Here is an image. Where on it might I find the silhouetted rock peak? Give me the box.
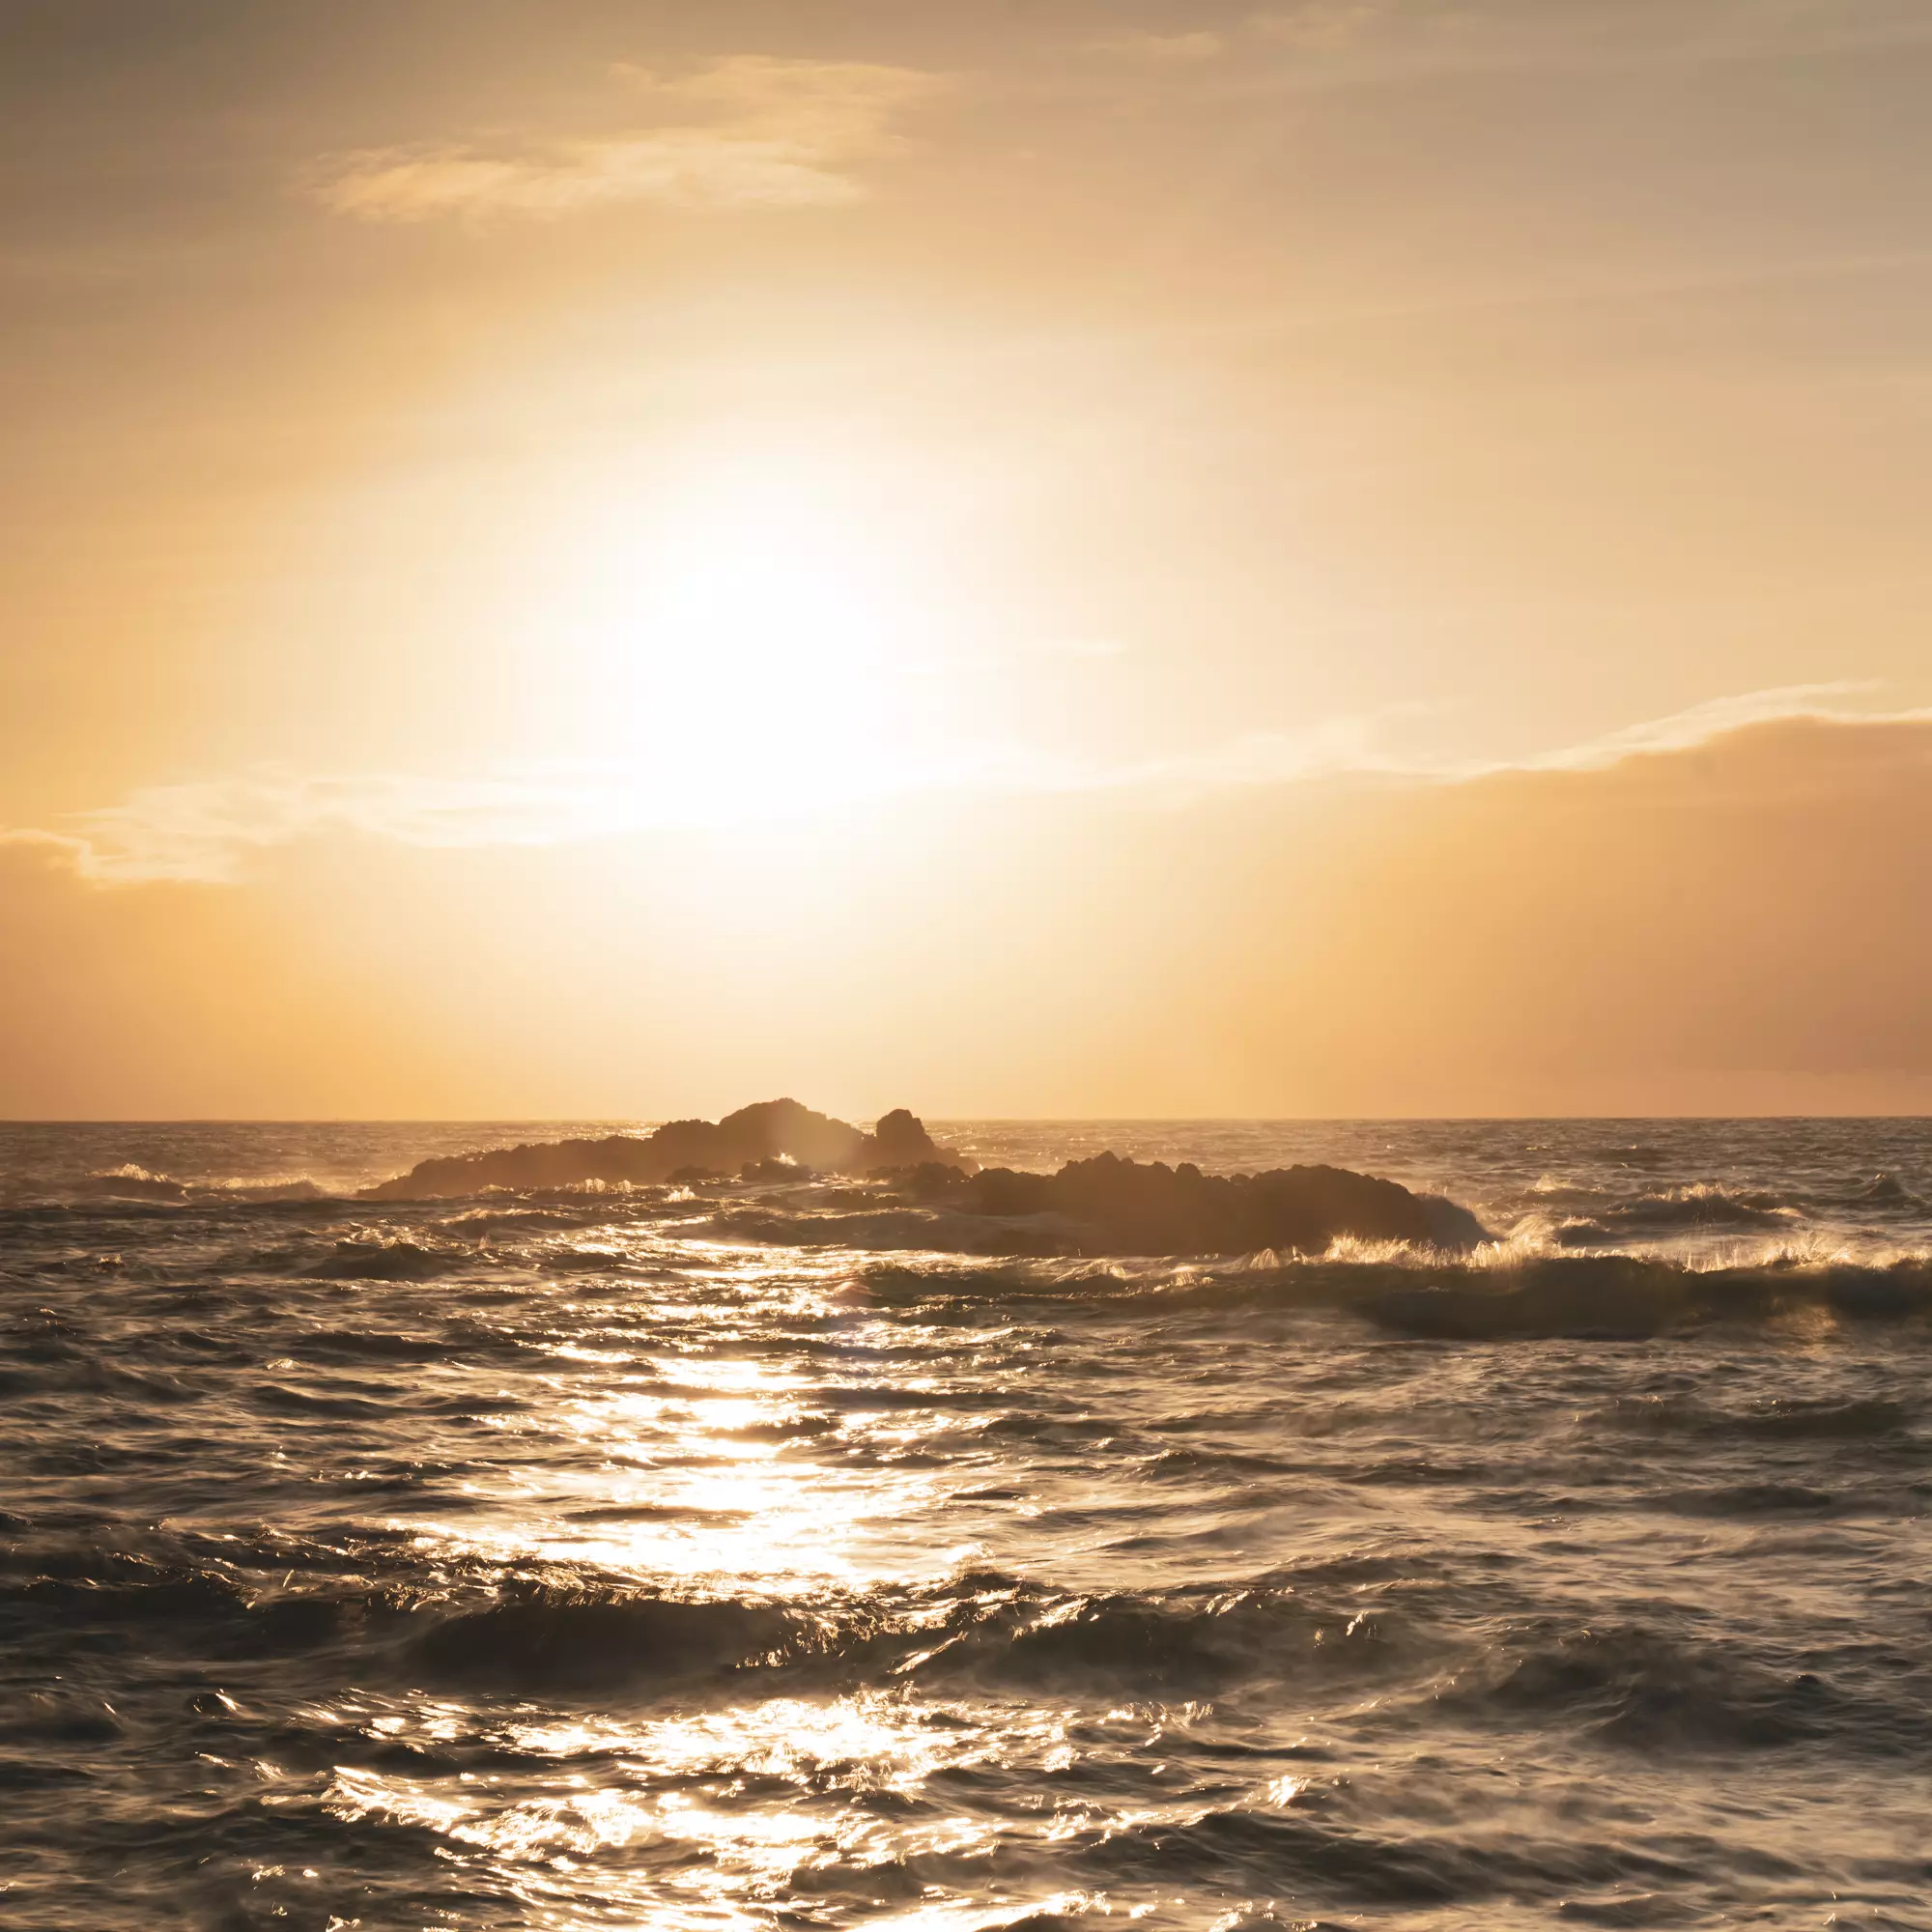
[361,1104,1488,1257]
[870,1108,941,1167]
[362,1101,962,1201]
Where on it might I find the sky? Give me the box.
[3,0,1930,1118]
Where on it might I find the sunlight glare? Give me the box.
[547,440,952,822]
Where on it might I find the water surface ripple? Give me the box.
[2,1118,1930,1929]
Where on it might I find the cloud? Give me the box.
[312,55,941,222]
[1091,29,1227,63]
[621,54,941,148]
[1247,2,1391,51]
[1241,707,1932,1115]
[17,744,1029,885]
[0,826,99,874]
[7,710,1932,1117]
[1085,685,1917,797]
[25,773,652,886]
[1513,683,1902,773]
[314,133,865,220]
[1245,0,1932,76]
[14,689,1926,888]
[1090,715,1407,799]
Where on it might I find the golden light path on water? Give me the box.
[301,1235,1289,1928]
[316,1693,1240,1930]
[452,1245,974,1587]
[9,1120,1932,1925]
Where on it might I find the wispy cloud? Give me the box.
[1245,0,1932,78]
[14,746,1031,885]
[1247,2,1390,52]
[1065,685,1926,797]
[1088,715,1409,799]
[1090,29,1227,63]
[311,55,942,223]
[24,774,651,886]
[1511,683,1899,773]
[14,691,1925,888]
[0,828,99,869]
[617,54,940,148]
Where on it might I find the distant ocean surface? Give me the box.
[4,1117,1932,1931]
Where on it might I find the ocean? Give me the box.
[3,1116,1930,1930]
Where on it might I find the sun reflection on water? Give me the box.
[316,1690,1208,1930]
[388,1252,972,1590]
[296,1233,1312,1923]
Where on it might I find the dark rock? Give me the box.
[363,1099,967,1201]
[360,1101,1484,1257]
[934,1151,1488,1257]
[878,1161,974,1199]
[869,1108,942,1167]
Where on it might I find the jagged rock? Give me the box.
[867,1108,943,1170]
[362,1100,962,1201]
[361,1100,1484,1256]
[889,1161,974,1200]
[905,1151,1488,1256]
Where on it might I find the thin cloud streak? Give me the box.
[1508,684,1897,773]
[14,690,1922,888]
[311,56,942,222]
[1089,30,1227,64]
[45,775,652,886]
[1242,0,1932,83]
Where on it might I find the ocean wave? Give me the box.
[1049,1804,1704,1907]
[71,1164,331,1206]
[1442,1618,1875,1755]
[1600,1392,1911,1440]
[852,1246,1932,1337]
[1548,1183,1804,1245]
[1520,1170,1929,1226]
[1852,1172,1927,1210]
[413,1586,820,1693]
[7,1116,1931,1927]
[533,1242,653,1275]
[1647,1481,1842,1517]
[80,1163,189,1202]
[909,1585,1409,1698]
[1383,1255,1932,1338]
[0,1558,1388,1709]
[299,1236,488,1282]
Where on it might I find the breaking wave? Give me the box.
[4,1114,1931,1926]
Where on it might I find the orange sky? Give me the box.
[4,1,1930,1117]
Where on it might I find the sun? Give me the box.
[542,440,951,823]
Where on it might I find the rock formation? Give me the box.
[361,1099,963,1201]
[900,1151,1489,1256]
[362,1099,1489,1256]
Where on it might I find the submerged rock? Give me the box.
[362,1099,964,1201]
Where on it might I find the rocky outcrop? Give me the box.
[362,1100,1486,1255]
[901,1151,1489,1256]
[361,1100,963,1201]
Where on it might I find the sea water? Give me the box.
[2,1117,1929,1929]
